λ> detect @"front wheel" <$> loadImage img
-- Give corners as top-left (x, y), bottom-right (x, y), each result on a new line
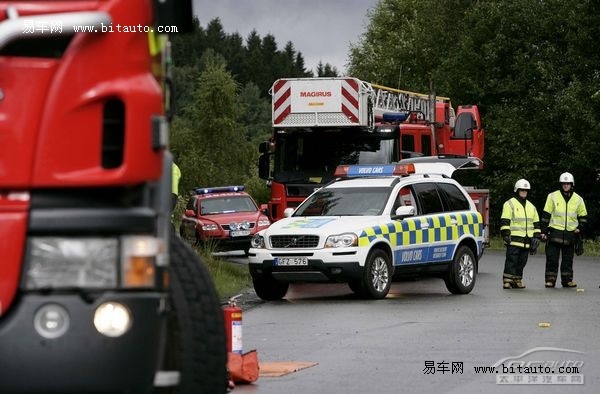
top-left (361, 249), bottom-right (392, 299)
top-left (252, 274), bottom-right (289, 301)
top-left (444, 245), bottom-right (476, 294)
top-left (160, 232), bottom-right (228, 393)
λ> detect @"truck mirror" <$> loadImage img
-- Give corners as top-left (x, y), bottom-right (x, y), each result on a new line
top-left (153, 0), bottom-right (194, 33)
top-left (258, 141), bottom-right (270, 154)
top-left (258, 154), bottom-right (270, 180)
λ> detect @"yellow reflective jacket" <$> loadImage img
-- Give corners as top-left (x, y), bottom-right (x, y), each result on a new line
top-left (542, 190), bottom-right (587, 245)
top-left (500, 197), bottom-right (540, 248)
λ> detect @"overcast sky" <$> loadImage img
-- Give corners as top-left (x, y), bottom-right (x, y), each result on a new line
top-left (192, 0), bottom-right (379, 74)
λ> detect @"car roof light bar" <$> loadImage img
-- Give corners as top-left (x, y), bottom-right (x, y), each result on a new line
top-left (195, 185), bottom-right (245, 195)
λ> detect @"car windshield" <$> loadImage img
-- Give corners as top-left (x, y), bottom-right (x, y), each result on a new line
top-left (293, 187), bottom-right (392, 217)
top-left (200, 196), bottom-right (257, 215)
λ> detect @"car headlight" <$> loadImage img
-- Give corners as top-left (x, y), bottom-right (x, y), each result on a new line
top-left (258, 218), bottom-right (270, 227)
top-left (250, 234), bottom-right (265, 248)
top-left (201, 223), bottom-right (219, 231)
top-left (26, 236), bottom-right (161, 289)
top-left (325, 233), bottom-right (358, 248)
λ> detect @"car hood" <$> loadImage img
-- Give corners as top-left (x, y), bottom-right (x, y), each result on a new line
top-left (200, 211), bottom-right (263, 225)
top-left (262, 216), bottom-right (384, 235)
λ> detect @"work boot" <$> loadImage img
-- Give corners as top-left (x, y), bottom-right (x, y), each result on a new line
top-left (545, 281), bottom-right (555, 288)
top-left (503, 279), bottom-right (514, 289)
top-left (513, 280), bottom-right (526, 289)
top-left (562, 281), bottom-right (577, 288)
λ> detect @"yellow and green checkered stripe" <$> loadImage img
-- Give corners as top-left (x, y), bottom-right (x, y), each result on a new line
top-left (358, 212), bottom-right (482, 247)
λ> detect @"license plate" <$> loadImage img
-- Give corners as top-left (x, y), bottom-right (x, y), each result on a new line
top-left (274, 257), bottom-right (308, 266)
top-left (230, 230), bottom-right (251, 237)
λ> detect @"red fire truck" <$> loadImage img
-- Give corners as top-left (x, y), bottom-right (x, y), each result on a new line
top-left (0, 1), bottom-right (226, 393)
top-left (258, 77), bottom-right (486, 221)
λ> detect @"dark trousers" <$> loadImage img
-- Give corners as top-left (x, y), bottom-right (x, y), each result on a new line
top-left (545, 241), bottom-right (575, 283)
top-left (503, 245), bottom-right (529, 280)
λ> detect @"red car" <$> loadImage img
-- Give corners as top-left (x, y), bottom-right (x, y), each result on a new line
top-left (180, 186), bottom-right (271, 253)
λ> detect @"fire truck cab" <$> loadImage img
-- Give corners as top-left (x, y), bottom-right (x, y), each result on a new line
top-left (0, 1), bottom-right (226, 393)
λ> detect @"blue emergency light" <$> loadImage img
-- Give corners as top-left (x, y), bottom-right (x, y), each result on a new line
top-left (334, 164), bottom-right (415, 178)
top-left (382, 111), bottom-right (409, 123)
top-left (195, 185), bottom-right (245, 195)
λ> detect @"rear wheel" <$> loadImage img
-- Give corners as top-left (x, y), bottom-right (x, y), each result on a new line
top-left (444, 245), bottom-right (476, 294)
top-left (252, 274), bottom-right (289, 301)
top-left (159, 232), bottom-right (227, 393)
top-left (361, 249), bottom-right (392, 299)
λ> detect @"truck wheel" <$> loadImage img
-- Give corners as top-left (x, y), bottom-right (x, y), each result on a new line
top-left (161, 232), bottom-right (227, 393)
top-left (444, 245), bottom-right (476, 294)
top-left (361, 249), bottom-right (392, 299)
top-left (252, 275), bottom-right (289, 301)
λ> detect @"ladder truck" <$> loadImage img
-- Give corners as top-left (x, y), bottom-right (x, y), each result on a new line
top-left (258, 77), bottom-right (486, 222)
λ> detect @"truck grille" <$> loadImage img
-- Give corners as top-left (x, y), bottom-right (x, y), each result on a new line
top-left (270, 235), bottom-right (319, 248)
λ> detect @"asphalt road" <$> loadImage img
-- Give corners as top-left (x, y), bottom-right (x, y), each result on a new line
top-left (228, 250), bottom-right (600, 393)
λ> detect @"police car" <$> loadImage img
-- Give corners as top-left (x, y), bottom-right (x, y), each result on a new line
top-left (247, 164), bottom-right (484, 300)
top-left (180, 186), bottom-right (271, 254)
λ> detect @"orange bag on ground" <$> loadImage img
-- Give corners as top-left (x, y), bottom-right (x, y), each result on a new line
top-left (227, 350), bottom-right (259, 384)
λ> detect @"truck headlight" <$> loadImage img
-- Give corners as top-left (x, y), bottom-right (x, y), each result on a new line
top-left (26, 236), bottom-right (160, 289)
top-left (26, 237), bottom-right (119, 289)
top-left (250, 234), bottom-right (264, 248)
top-left (325, 233), bottom-right (358, 248)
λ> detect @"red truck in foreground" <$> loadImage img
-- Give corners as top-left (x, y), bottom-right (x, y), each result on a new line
top-left (0, 1), bottom-right (226, 393)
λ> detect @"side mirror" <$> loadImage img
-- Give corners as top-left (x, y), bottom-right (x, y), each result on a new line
top-left (392, 205), bottom-right (415, 220)
top-left (260, 204), bottom-right (270, 217)
top-left (283, 208), bottom-right (295, 218)
top-left (184, 209), bottom-right (195, 218)
top-left (258, 154), bottom-right (270, 180)
top-left (258, 141), bottom-right (270, 154)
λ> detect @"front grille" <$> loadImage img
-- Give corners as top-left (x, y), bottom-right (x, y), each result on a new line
top-left (221, 223), bottom-right (256, 231)
top-left (270, 235), bottom-right (319, 248)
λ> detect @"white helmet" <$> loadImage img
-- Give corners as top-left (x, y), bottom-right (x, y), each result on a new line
top-left (514, 179), bottom-right (531, 192)
top-left (559, 172), bottom-right (575, 185)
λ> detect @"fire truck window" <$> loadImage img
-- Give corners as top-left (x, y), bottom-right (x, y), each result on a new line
top-left (421, 135), bottom-right (432, 156)
top-left (401, 134), bottom-right (415, 159)
top-left (453, 113), bottom-right (476, 139)
top-left (412, 183), bottom-right (444, 214)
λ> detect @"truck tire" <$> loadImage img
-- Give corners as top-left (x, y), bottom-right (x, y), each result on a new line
top-left (444, 245), bottom-right (476, 294)
top-left (160, 232), bottom-right (227, 393)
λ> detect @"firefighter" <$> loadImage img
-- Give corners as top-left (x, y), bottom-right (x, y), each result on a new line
top-left (500, 179), bottom-right (541, 289)
top-left (540, 172), bottom-right (588, 288)
top-left (172, 162), bottom-right (181, 211)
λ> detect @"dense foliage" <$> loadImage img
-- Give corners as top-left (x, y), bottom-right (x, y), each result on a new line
top-left (349, 0), bottom-right (600, 235)
top-left (171, 4), bottom-right (600, 237)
